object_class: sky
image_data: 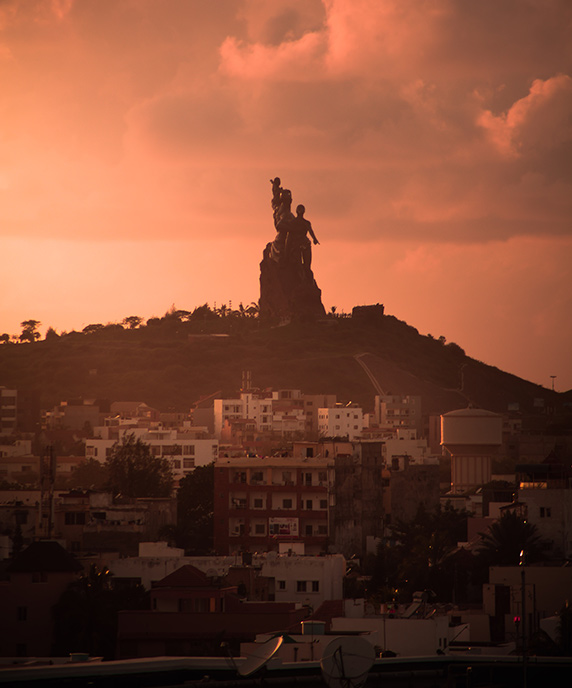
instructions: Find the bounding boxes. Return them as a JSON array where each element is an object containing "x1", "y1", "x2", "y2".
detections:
[{"x1": 0, "y1": 0, "x2": 571, "y2": 391}]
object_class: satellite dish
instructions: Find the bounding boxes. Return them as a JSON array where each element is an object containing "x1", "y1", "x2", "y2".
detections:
[
  {"x1": 320, "y1": 637, "x2": 375, "y2": 688},
  {"x1": 237, "y1": 635, "x2": 284, "y2": 677}
]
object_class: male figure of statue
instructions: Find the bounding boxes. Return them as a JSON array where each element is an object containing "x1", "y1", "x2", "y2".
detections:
[{"x1": 289, "y1": 204, "x2": 319, "y2": 270}]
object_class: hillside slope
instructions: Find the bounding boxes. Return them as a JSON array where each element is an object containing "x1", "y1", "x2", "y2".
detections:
[{"x1": 0, "y1": 312, "x2": 568, "y2": 423}]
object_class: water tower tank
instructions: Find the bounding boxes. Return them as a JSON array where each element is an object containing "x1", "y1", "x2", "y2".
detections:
[
  {"x1": 441, "y1": 408, "x2": 502, "y2": 493},
  {"x1": 441, "y1": 408, "x2": 502, "y2": 447}
]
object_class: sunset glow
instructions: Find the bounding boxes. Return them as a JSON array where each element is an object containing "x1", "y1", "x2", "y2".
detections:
[{"x1": 0, "y1": 0, "x2": 571, "y2": 389}]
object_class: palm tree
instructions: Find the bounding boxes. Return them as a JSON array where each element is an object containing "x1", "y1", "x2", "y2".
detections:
[{"x1": 477, "y1": 511, "x2": 546, "y2": 566}]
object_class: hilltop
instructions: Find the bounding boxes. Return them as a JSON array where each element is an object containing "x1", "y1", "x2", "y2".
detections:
[{"x1": 0, "y1": 308, "x2": 569, "y2": 428}]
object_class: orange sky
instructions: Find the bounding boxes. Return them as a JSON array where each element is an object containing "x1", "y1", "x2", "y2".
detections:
[{"x1": 1, "y1": 0, "x2": 571, "y2": 391}]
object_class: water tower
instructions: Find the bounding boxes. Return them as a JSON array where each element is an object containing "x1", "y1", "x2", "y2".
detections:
[{"x1": 441, "y1": 407, "x2": 502, "y2": 493}]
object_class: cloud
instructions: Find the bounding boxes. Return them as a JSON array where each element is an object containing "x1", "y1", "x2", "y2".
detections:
[
  {"x1": 478, "y1": 75, "x2": 572, "y2": 160},
  {"x1": 0, "y1": 0, "x2": 570, "y2": 247}
]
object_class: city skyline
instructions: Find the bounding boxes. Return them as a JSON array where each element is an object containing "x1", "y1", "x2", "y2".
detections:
[{"x1": 1, "y1": 1, "x2": 571, "y2": 390}]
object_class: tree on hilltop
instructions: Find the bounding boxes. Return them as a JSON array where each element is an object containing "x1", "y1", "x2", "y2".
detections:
[
  {"x1": 19, "y1": 319, "x2": 41, "y2": 342},
  {"x1": 122, "y1": 315, "x2": 143, "y2": 329},
  {"x1": 105, "y1": 434, "x2": 173, "y2": 498}
]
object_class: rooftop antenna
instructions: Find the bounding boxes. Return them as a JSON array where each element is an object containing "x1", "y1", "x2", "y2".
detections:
[{"x1": 550, "y1": 375, "x2": 556, "y2": 392}]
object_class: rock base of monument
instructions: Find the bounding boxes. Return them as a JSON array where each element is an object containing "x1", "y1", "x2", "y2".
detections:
[{"x1": 259, "y1": 243, "x2": 326, "y2": 321}]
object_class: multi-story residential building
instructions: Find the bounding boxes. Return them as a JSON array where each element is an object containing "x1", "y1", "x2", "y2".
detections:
[
  {"x1": 318, "y1": 405, "x2": 364, "y2": 440},
  {"x1": 382, "y1": 429, "x2": 434, "y2": 465},
  {"x1": 85, "y1": 426, "x2": 218, "y2": 481},
  {"x1": 515, "y1": 454, "x2": 572, "y2": 558},
  {"x1": 333, "y1": 441, "x2": 385, "y2": 557},
  {"x1": 214, "y1": 455, "x2": 334, "y2": 555},
  {"x1": 0, "y1": 386, "x2": 17, "y2": 435},
  {"x1": 41, "y1": 398, "x2": 110, "y2": 431},
  {"x1": 374, "y1": 395, "x2": 422, "y2": 436},
  {"x1": 0, "y1": 541, "x2": 83, "y2": 658},
  {"x1": 214, "y1": 389, "x2": 337, "y2": 440},
  {"x1": 388, "y1": 456, "x2": 440, "y2": 524}
]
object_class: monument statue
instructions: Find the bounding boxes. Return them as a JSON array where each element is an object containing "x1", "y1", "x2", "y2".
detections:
[{"x1": 259, "y1": 177, "x2": 326, "y2": 320}]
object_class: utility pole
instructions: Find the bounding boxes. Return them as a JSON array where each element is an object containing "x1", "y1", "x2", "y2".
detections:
[
  {"x1": 39, "y1": 445, "x2": 55, "y2": 539},
  {"x1": 520, "y1": 549, "x2": 527, "y2": 688}
]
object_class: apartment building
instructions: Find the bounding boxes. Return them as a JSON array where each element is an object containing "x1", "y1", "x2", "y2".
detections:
[
  {"x1": 214, "y1": 389, "x2": 337, "y2": 440},
  {"x1": 214, "y1": 455, "x2": 334, "y2": 555},
  {"x1": 0, "y1": 386, "x2": 17, "y2": 435},
  {"x1": 317, "y1": 405, "x2": 364, "y2": 440},
  {"x1": 85, "y1": 426, "x2": 218, "y2": 480},
  {"x1": 374, "y1": 395, "x2": 422, "y2": 436}
]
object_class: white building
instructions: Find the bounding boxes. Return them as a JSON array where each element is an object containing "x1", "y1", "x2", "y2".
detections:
[
  {"x1": 85, "y1": 427, "x2": 218, "y2": 480},
  {"x1": 214, "y1": 389, "x2": 334, "y2": 440},
  {"x1": 260, "y1": 552, "x2": 345, "y2": 606},
  {"x1": 318, "y1": 405, "x2": 364, "y2": 440},
  {"x1": 332, "y1": 605, "x2": 469, "y2": 656},
  {"x1": 383, "y1": 430, "x2": 438, "y2": 467},
  {"x1": 109, "y1": 542, "x2": 345, "y2": 608}
]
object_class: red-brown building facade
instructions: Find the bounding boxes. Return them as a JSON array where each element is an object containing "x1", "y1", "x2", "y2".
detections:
[{"x1": 214, "y1": 456, "x2": 334, "y2": 555}]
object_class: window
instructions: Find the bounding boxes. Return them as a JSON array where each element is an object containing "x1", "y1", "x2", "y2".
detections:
[
  {"x1": 540, "y1": 507, "x2": 552, "y2": 518},
  {"x1": 311, "y1": 581, "x2": 319, "y2": 592},
  {"x1": 283, "y1": 498, "x2": 293, "y2": 509},
  {"x1": 64, "y1": 512, "x2": 86, "y2": 526},
  {"x1": 15, "y1": 511, "x2": 28, "y2": 525},
  {"x1": 183, "y1": 445, "x2": 195, "y2": 455},
  {"x1": 304, "y1": 473, "x2": 312, "y2": 486},
  {"x1": 172, "y1": 459, "x2": 181, "y2": 469},
  {"x1": 278, "y1": 580, "x2": 286, "y2": 590},
  {"x1": 306, "y1": 500, "x2": 313, "y2": 510},
  {"x1": 251, "y1": 471, "x2": 264, "y2": 483},
  {"x1": 320, "y1": 500, "x2": 327, "y2": 509},
  {"x1": 234, "y1": 472, "x2": 246, "y2": 483},
  {"x1": 253, "y1": 498, "x2": 263, "y2": 509},
  {"x1": 196, "y1": 598, "x2": 209, "y2": 613},
  {"x1": 297, "y1": 581, "x2": 307, "y2": 592},
  {"x1": 183, "y1": 458, "x2": 194, "y2": 469},
  {"x1": 318, "y1": 525, "x2": 328, "y2": 535},
  {"x1": 318, "y1": 472, "x2": 327, "y2": 483},
  {"x1": 254, "y1": 523, "x2": 265, "y2": 534},
  {"x1": 17, "y1": 606, "x2": 27, "y2": 621},
  {"x1": 179, "y1": 598, "x2": 193, "y2": 612},
  {"x1": 305, "y1": 525, "x2": 313, "y2": 535}
]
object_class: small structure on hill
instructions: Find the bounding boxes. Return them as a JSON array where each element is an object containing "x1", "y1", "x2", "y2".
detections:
[{"x1": 259, "y1": 177, "x2": 326, "y2": 320}]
